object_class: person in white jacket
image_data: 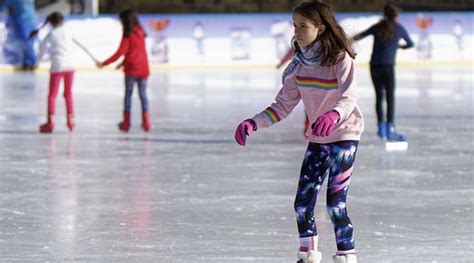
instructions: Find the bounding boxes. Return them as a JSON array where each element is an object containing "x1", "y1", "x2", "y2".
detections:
[{"x1": 31, "y1": 12, "x2": 76, "y2": 133}]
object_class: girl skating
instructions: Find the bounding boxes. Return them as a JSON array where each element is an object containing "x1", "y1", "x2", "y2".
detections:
[
  {"x1": 96, "y1": 9, "x2": 151, "y2": 132},
  {"x1": 32, "y1": 12, "x2": 76, "y2": 133},
  {"x1": 353, "y1": 3, "x2": 413, "y2": 142},
  {"x1": 235, "y1": 2, "x2": 364, "y2": 262}
]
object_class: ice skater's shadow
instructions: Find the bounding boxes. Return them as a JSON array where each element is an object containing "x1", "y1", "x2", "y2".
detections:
[
  {"x1": 116, "y1": 136, "x2": 303, "y2": 145},
  {"x1": 0, "y1": 129, "x2": 65, "y2": 135},
  {"x1": 118, "y1": 137, "x2": 233, "y2": 144},
  {"x1": 0, "y1": 130, "x2": 304, "y2": 145}
]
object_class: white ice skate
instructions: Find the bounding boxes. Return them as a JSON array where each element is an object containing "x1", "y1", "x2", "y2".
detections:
[
  {"x1": 296, "y1": 250, "x2": 322, "y2": 263},
  {"x1": 332, "y1": 254, "x2": 357, "y2": 263},
  {"x1": 385, "y1": 123, "x2": 408, "y2": 151},
  {"x1": 385, "y1": 140, "x2": 408, "y2": 151}
]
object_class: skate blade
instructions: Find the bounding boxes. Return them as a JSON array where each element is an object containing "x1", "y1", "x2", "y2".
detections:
[{"x1": 385, "y1": 141, "x2": 408, "y2": 151}]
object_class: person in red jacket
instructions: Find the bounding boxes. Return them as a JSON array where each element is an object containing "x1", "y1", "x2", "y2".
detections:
[{"x1": 97, "y1": 9, "x2": 151, "y2": 132}]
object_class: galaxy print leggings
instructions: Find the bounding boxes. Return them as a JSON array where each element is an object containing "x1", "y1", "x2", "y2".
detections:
[{"x1": 294, "y1": 141, "x2": 358, "y2": 252}]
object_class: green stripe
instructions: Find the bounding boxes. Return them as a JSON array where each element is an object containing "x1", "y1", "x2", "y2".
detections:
[
  {"x1": 263, "y1": 110, "x2": 278, "y2": 123},
  {"x1": 297, "y1": 83, "x2": 338, "y2": 90}
]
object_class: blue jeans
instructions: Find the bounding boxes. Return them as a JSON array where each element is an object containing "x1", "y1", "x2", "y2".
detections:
[
  {"x1": 124, "y1": 75, "x2": 148, "y2": 113},
  {"x1": 294, "y1": 141, "x2": 359, "y2": 252}
]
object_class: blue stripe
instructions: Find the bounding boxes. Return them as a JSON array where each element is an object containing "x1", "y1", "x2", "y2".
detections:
[{"x1": 297, "y1": 84, "x2": 338, "y2": 90}]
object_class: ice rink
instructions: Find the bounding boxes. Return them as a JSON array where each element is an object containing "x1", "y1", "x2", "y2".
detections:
[{"x1": 0, "y1": 65, "x2": 472, "y2": 262}]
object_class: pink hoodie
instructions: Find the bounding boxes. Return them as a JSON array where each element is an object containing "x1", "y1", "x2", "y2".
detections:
[{"x1": 252, "y1": 52, "x2": 364, "y2": 144}]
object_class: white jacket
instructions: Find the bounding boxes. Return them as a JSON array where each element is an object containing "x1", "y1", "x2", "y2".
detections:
[{"x1": 37, "y1": 26, "x2": 75, "y2": 72}]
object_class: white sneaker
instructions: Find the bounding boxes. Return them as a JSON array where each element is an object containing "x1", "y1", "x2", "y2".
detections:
[
  {"x1": 297, "y1": 250, "x2": 322, "y2": 263},
  {"x1": 332, "y1": 254, "x2": 357, "y2": 263}
]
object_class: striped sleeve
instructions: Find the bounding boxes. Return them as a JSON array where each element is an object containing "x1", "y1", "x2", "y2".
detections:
[
  {"x1": 252, "y1": 76, "x2": 301, "y2": 129},
  {"x1": 261, "y1": 107, "x2": 282, "y2": 124}
]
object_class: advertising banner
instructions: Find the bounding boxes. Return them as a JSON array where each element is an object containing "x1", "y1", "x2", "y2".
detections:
[{"x1": 0, "y1": 12, "x2": 472, "y2": 68}]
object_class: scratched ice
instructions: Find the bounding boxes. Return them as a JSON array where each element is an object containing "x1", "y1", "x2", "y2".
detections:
[{"x1": 0, "y1": 66, "x2": 472, "y2": 262}]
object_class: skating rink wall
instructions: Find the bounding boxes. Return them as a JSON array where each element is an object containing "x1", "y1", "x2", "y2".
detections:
[{"x1": 0, "y1": 12, "x2": 472, "y2": 68}]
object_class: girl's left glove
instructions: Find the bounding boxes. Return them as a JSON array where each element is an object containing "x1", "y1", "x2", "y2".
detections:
[
  {"x1": 312, "y1": 111, "x2": 340, "y2": 137},
  {"x1": 234, "y1": 119, "x2": 256, "y2": 146}
]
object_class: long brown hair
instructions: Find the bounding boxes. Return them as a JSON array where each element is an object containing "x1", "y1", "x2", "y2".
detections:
[
  {"x1": 378, "y1": 3, "x2": 400, "y2": 43},
  {"x1": 292, "y1": 1, "x2": 356, "y2": 66},
  {"x1": 119, "y1": 9, "x2": 139, "y2": 36}
]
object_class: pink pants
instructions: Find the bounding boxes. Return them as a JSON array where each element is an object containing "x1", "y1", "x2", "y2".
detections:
[{"x1": 47, "y1": 71, "x2": 74, "y2": 115}]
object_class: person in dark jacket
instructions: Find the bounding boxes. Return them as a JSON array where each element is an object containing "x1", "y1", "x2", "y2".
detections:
[{"x1": 353, "y1": 3, "x2": 413, "y2": 142}]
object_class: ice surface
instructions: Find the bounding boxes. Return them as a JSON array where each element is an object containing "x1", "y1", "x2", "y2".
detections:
[{"x1": 0, "y1": 65, "x2": 472, "y2": 262}]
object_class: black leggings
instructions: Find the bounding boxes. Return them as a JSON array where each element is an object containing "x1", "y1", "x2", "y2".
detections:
[{"x1": 370, "y1": 64, "x2": 395, "y2": 123}]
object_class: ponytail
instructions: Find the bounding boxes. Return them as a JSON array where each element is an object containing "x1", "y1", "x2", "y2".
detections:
[
  {"x1": 378, "y1": 19, "x2": 394, "y2": 43},
  {"x1": 28, "y1": 17, "x2": 48, "y2": 39},
  {"x1": 28, "y1": 12, "x2": 64, "y2": 40},
  {"x1": 378, "y1": 4, "x2": 400, "y2": 43}
]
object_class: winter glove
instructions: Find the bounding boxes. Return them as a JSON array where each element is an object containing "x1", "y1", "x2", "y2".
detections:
[
  {"x1": 312, "y1": 111, "x2": 340, "y2": 137},
  {"x1": 234, "y1": 119, "x2": 256, "y2": 146}
]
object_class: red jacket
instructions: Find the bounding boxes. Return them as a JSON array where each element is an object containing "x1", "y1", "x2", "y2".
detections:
[{"x1": 103, "y1": 25, "x2": 150, "y2": 78}]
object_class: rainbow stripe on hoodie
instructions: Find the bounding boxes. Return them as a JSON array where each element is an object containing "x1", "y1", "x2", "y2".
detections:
[
  {"x1": 295, "y1": 76, "x2": 338, "y2": 90},
  {"x1": 262, "y1": 107, "x2": 281, "y2": 124},
  {"x1": 250, "y1": 52, "x2": 364, "y2": 144}
]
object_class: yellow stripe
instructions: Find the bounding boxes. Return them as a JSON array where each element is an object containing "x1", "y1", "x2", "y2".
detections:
[
  {"x1": 1, "y1": 60, "x2": 472, "y2": 73},
  {"x1": 355, "y1": 60, "x2": 473, "y2": 68},
  {"x1": 296, "y1": 81, "x2": 337, "y2": 87},
  {"x1": 264, "y1": 109, "x2": 279, "y2": 123}
]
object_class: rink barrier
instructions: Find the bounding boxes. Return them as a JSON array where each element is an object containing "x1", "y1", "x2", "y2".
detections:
[
  {"x1": 0, "y1": 12, "x2": 472, "y2": 68},
  {"x1": 0, "y1": 60, "x2": 472, "y2": 74}
]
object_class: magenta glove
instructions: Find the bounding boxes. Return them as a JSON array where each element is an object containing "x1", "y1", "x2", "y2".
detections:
[
  {"x1": 235, "y1": 119, "x2": 256, "y2": 146},
  {"x1": 312, "y1": 111, "x2": 340, "y2": 137}
]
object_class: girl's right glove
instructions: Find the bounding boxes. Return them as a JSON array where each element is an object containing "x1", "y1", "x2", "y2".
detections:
[{"x1": 234, "y1": 119, "x2": 256, "y2": 146}]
